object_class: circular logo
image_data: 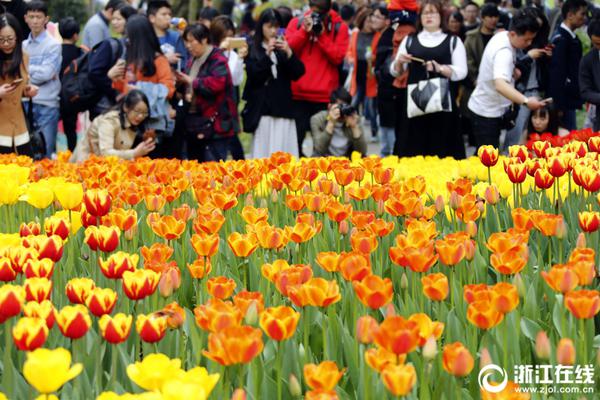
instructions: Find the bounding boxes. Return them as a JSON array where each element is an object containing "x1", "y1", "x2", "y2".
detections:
[{"x1": 478, "y1": 364, "x2": 508, "y2": 393}]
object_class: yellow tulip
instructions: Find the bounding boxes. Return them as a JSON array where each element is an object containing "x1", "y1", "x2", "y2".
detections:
[
  {"x1": 35, "y1": 395, "x2": 59, "y2": 400},
  {"x1": 20, "y1": 182, "x2": 54, "y2": 209},
  {"x1": 54, "y1": 210, "x2": 83, "y2": 234},
  {"x1": 173, "y1": 367, "x2": 219, "y2": 396},
  {"x1": 96, "y1": 392, "x2": 162, "y2": 400},
  {"x1": 54, "y1": 182, "x2": 83, "y2": 211},
  {"x1": 0, "y1": 178, "x2": 20, "y2": 205},
  {"x1": 0, "y1": 392, "x2": 7, "y2": 400},
  {"x1": 23, "y1": 347, "x2": 82, "y2": 394},
  {"x1": 0, "y1": 164, "x2": 30, "y2": 185},
  {"x1": 0, "y1": 233, "x2": 22, "y2": 253},
  {"x1": 126, "y1": 353, "x2": 182, "y2": 391}
]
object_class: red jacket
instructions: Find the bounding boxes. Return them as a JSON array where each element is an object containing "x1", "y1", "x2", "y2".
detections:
[{"x1": 286, "y1": 10, "x2": 349, "y2": 103}]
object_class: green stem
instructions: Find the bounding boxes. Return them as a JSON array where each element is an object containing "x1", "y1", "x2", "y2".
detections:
[
  {"x1": 109, "y1": 345, "x2": 118, "y2": 390},
  {"x1": 303, "y1": 307, "x2": 309, "y2": 363},
  {"x1": 487, "y1": 166, "x2": 492, "y2": 186},
  {"x1": 580, "y1": 318, "x2": 586, "y2": 365},
  {"x1": 276, "y1": 341, "x2": 283, "y2": 400},
  {"x1": 322, "y1": 308, "x2": 328, "y2": 359}
]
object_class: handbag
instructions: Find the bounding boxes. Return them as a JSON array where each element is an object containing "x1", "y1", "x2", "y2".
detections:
[
  {"x1": 184, "y1": 111, "x2": 217, "y2": 141},
  {"x1": 500, "y1": 104, "x2": 519, "y2": 130},
  {"x1": 407, "y1": 74, "x2": 452, "y2": 118},
  {"x1": 23, "y1": 98, "x2": 46, "y2": 160}
]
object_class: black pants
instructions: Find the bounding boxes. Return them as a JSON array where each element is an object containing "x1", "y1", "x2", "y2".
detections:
[
  {"x1": 60, "y1": 110, "x2": 78, "y2": 151},
  {"x1": 228, "y1": 134, "x2": 245, "y2": 160},
  {"x1": 393, "y1": 88, "x2": 408, "y2": 156},
  {"x1": 187, "y1": 136, "x2": 232, "y2": 162},
  {"x1": 293, "y1": 100, "x2": 328, "y2": 157},
  {"x1": 471, "y1": 112, "x2": 502, "y2": 150},
  {"x1": 0, "y1": 141, "x2": 33, "y2": 157}
]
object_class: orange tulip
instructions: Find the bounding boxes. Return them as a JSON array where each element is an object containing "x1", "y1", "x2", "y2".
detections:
[
  {"x1": 202, "y1": 325, "x2": 264, "y2": 365},
  {"x1": 556, "y1": 338, "x2": 575, "y2": 365},
  {"x1": 442, "y1": 342, "x2": 475, "y2": 377},
  {"x1": 435, "y1": 234, "x2": 466, "y2": 266},
  {"x1": 187, "y1": 257, "x2": 212, "y2": 279},
  {"x1": 98, "y1": 251, "x2": 139, "y2": 279},
  {"x1": 287, "y1": 278, "x2": 341, "y2": 308},
  {"x1": 274, "y1": 264, "x2": 313, "y2": 296},
  {"x1": 99, "y1": 313, "x2": 132, "y2": 344},
  {"x1": 356, "y1": 315, "x2": 378, "y2": 344},
  {"x1": 56, "y1": 304, "x2": 92, "y2": 339},
  {"x1": 316, "y1": 252, "x2": 341, "y2": 273},
  {"x1": 227, "y1": 232, "x2": 258, "y2": 257},
  {"x1": 352, "y1": 274, "x2": 393, "y2": 309},
  {"x1": 564, "y1": 290, "x2": 600, "y2": 319},
  {"x1": 467, "y1": 300, "x2": 504, "y2": 330},
  {"x1": 150, "y1": 215, "x2": 186, "y2": 240},
  {"x1": 83, "y1": 189, "x2": 112, "y2": 217},
  {"x1": 194, "y1": 298, "x2": 242, "y2": 332},
  {"x1": 372, "y1": 315, "x2": 420, "y2": 355},
  {"x1": 122, "y1": 269, "x2": 160, "y2": 301},
  {"x1": 86, "y1": 287, "x2": 118, "y2": 317},
  {"x1": 531, "y1": 212, "x2": 564, "y2": 236},
  {"x1": 252, "y1": 222, "x2": 287, "y2": 250},
  {"x1": 259, "y1": 305, "x2": 300, "y2": 341},
  {"x1": 207, "y1": 276, "x2": 236, "y2": 299},
  {"x1": 141, "y1": 243, "x2": 174, "y2": 265},
  {"x1": 478, "y1": 145, "x2": 498, "y2": 167},
  {"x1": 136, "y1": 313, "x2": 167, "y2": 343},
  {"x1": 193, "y1": 209, "x2": 226, "y2": 235},
  {"x1": 325, "y1": 200, "x2": 352, "y2": 223},
  {"x1": 103, "y1": 207, "x2": 137, "y2": 232},
  {"x1": 261, "y1": 259, "x2": 292, "y2": 282},
  {"x1": 144, "y1": 193, "x2": 167, "y2": 212},
  {"x1": 285, "y1": 194, "x2": 305, "y2": 212},
  {"x1": 338, "y1": 251, "x2": 372, "y2": 282},
  {"x1": 463, "y1": 284, "x2": 491, "y2": 304},
  {"x1": 24, "y1": 277, "x2": 52, "y2": 302},
  {"x1": 541, "y1": 264, "x2": 579, "y2": 293},
  {"x1": 421, "y1": 273, "x2": 449, "y2": 301},
  {"x1": 489, "y1": 282, "x2": 519, "y2": 314},
  {"x1": 304, "y1": 361, "x2": 345, "y2": 391},
  {"x1": 381, "y1": 364, "x2": 417, "y2": 397},
  {"x1": 349, "y1": 229, "x2": 378, "y2": 254},
  {"x1": 404, "y1": 242, "x2": 438, "y2": 273},
  {"x1": 364, "y1": 347, "x2": 404, "y2": 373},
  {"x1": 190, "y1": 232, "x2": 220, "y2": 258},
  {"x1": 233, "y1": 290, "x2": 265, "y2": 316},
  {"x1": 490, "y1": 247, "x2": 528, "y2": 275},
  {"x1": 155, "y1": 301, "x2": 186, "y2": 329},
  {"x1": 241, "y1": 205, "x2": 269, "y2": 225},
  {"x1": 408, "y1": 313, "x2": 444, "y2": 346}
]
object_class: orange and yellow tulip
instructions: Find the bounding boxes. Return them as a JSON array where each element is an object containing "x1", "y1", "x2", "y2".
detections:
[
  {"x1": 467, "y1": 300, "x2": 504, "y2": 330},
  {"x1": 202, "y1": 325, "x2": 264, "y2": 365},
  {"x1": 288, "y1": 278, "x2": 342, "y2": 308},
  {"x1": 489, "y1": 282, "x2": 519, "y2": 314},
  {"x1": 304, "y1": 361, "x2": 345, "y2": 391},
  {"x1": 352, "y1": 274, "x2": 393, "y2": 309},
  {"x1": 190, "y1": 232, "x2": 220, "y2": 258},
  {"x1": 136, "y1": 313, "x2": 167, "y2": 343},
  {"x1": 372, "y1": 315, "x2": 420, "y2": 356},
  {"x1": 187, "y1": 257, "x2": 212, "y2": 279},
  {"x1": 86, "y1": 287, "x2": 118, "y2": 317},
  {"x1": 194, "y1": 298, "x2": 242, "y2": 333},
  {"x1": 442, "y1": 342, "x2": 474, "y2": 377},
  {"x1": 541, "y1": 264, "x2": 579, "y2": 293},
  {"x1": 12, "y1": 316, "x2": 48, "y2": 351},
  {"x1": 227, "y1": 232, "x2": 258, "y2": 257},
  {"x1": 259, "y1": 305, "x2": 300, "y2": 341},
  {"x1": 56, "y1": 305, "x2": 92, "y2": 339},
  {"x1": 421, "y1": 273, "x2": 449, "y2": 301},
  {"x1": 207, "y1": 276, "x2": 236, "y2": 299},
  {"x1": 150, "y1": 215, "x2": 186, "y2": 240},
  {"x1": 98, "y1": 313, "x2": 132, "y2": 344},
  {"x1": 564, "y1": 290, "x2": 600, "y2": 319},
  {"x1": 381, "y1": 364, "x2": 417, "y2": 397}
]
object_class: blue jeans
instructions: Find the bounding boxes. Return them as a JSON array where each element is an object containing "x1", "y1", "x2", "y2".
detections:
[
  {"x1": 352, "y1": 87, "x2": 378, "y2": 136},
  {"x1": 25, "y1": 102, "x2": 60, "y2": 157},
  {"x1": 379, "y1": 126, "x2": 395, "y2": 157}
]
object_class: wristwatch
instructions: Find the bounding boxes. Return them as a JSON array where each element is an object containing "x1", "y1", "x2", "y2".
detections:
[{"x1": 521, "y1": 97, "x2": 529, "y2": 106}]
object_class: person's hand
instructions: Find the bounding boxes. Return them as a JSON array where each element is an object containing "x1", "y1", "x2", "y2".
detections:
[
  {"x1": 426, "y1": 60, "x2": 442, "y2": 73},
  {"x1": 220, "y1": 37, "x2": 231, "y2": 49},
  {"x1": 166, "y1": 52, "x2": 181, "y2": 64},
  {"x1": 345, "y1": 112, "x2": 359, "y2": 129},
  {"x1": 266, "y1": 38, "x2": 276, "y2": 55},
  {"x1": 328, "y1": 104, "x2": 341, "y2": 121},
  {"x1": 396, "y1": 53, "x2": 413, "y2": 64},
  {"x1": 108, "y1": 60, "x2": 126, "y2": 81},
  {"x1": 513, "y1": 68, "x2": 522, "y2": 81},
  {"x1": 24, "y1": 84, "x2": 38, "y2": 98},
  {"x1": 0, "y1": 82, "x2": 17, "y2": 98},
  {"x1": 302, "y1": 16, "x2": 313, "y2": 32},
  {"x1": 133, "y1": 138, "x2": 156, "y2": 158},
  {"x1": 525, "y1": 97, "x2": 547, "y2": 111},
  {"x1": 237, "y1": 43, "x2": 249, "y2": 59},
  {"x1": 527, "y1": 48, "x2": 549, "y2": 59},
  {"x1": 275, "y1": 37, "x2": 292, "y2": 58},
  {"x1": 174, "y1": 70, "x2": 193, "y2": 86}
]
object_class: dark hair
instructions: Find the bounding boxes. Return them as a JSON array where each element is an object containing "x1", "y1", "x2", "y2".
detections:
[
  {"x1": 105, "y1": 0, "x2": 125, "y2": 12},
  {"x1": 416, "y1": 0, "x2": 446, "y2": 33},
  {"x1": 309, "y1": 0, "x2": 332, "y2": 13},
  {"x1": 210, "y1": 15, "x2": 235, "y2": 46},
  {"x1": 561, "y1": 0, "x2": 588, "y2": 20},
  {"x1": 116, "y1": 4, "x2": 138, "y2": 21},
  {"x1": 59, "y1": 17, "x2": 80, "y2": 39},
  {"x1": 355, "y1": 6, "x2": 373, "y2": 31},
  {"x1": 340, "y1": 4, "x2": 356, "y2": 21},
  {"x1": 527, "y1": 106, "x2": 562, "y2": 136},
  {"x1": 147, "y1": 0, "x2": 172, "y2": 16},
  {"x1": 183, "y1": 23, "x2": 211, "y2": 43},
  {"x1": 253, "y1": 8, "x2": 281, "y2": 50},
  {"x1": 450, "y1": 10, "x2": 464, "y2": 23},
  {"x1": 198, "y1": 7, "x2": 220, "y2": 22},
  {"x1": 125, "y1": 15, "x2": 162, "y2": 77},
  {"x1": 509, "y1": 8, "x2": 540, "y2": 35},
  {"x1": 117, "y1": 89, "x2": 150, "y2": 128},
  {"x1": 463, "y1": 1, "x2": 479, "y2": 10},
  {"x1": 481, "y1": 3, "x2": 500, "y2": 18},
  {"x1": 523, "y1": 6, "x2": 549, "y2": 48},
  {"x1": 25, "y1": 0, "x2": 48, "y2": 15},
  {"x1": 330, "y1": 87, "x2": 352, "y2": 104},
  {"x1": 588, "y1": 16, "x2": 600, "y2": 38},
  {"x1": 0, "y1": 13, "x2": 23, "y2": 79},
  {"x1": 371, "y1": 4, "x2": 389, "y2": 18},
  {"x1": 276, "y1": 6, "x2": 293, "y2": 28}
]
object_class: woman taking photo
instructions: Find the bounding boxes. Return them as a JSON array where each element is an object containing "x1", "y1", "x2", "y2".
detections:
[
  {"x1": 242, "y1": 8, "x2": 304, "y2": 159},
  {"x1": 108, "y1": 15, "x2": 175, "y2": 157},
  {"x1": 0, "y1": 13, "x2": 37, "y2": 156},
  {"x1": 70, "y1": 89, "x2": 155, "y2": 161},
  {"x1": 390, "y1": 0, "x2": 467, "y2": 159},
  {"x1": 175, "y1": 23, "x2": 239, "y2": 162}
]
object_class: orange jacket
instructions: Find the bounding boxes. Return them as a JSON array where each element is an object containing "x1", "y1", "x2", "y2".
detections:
[
  {"x1": 347, "y1": 28, "x2": 381, "y2": 98},
  {"x1": 112, "y1": 55, "x2": 175, "y2": 99}
]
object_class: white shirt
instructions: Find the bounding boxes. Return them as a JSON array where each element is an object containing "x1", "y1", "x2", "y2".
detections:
[
  {"x1": 559, "y1": 22, "x2": 576, "y2": 39},
  {"x1": 468, "y1": 31, "x2": 516, "y2": 118},
  {"x1": 389, "y1": 30, "x2": 467, "y2": 81},
  {"x1": 224, "y1": 49, "x2": 245, "y2": 87}
]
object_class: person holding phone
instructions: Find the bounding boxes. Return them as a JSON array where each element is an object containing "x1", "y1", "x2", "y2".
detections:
[
  {"x1": 0, "y1": 13, "x2": 38, "y2": 156},
  {"x1": 242, "y1": 8, "x2": 305, "y2": 159},
  {"x1": 70, "y1": 89, "x2": 155, "y2": 162}
]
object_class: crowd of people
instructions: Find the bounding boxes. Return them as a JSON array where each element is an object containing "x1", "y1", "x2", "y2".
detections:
[{"x1": 0, "y1": 0, "x2": 599, "y2": 162}]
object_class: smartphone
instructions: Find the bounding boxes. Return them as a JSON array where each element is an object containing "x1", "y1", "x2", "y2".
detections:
[
  {"x1": 228, "y1": 37, "x2": 247, "y2": 49},
  {"x1": 11, "y1": 78, "x2": 23, "y2": 85},
  {"x1": 176, "y1": 59, "x2": 182, "y2": 72},
  {"x1": 541, "y1": 97, "x2": 553, "y2": 104},
  {"x1": 277, "y1": 28, "x2": 286, "y2": 41}
]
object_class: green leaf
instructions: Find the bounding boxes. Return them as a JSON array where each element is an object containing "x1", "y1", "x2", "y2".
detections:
[{"x1": 520, "y1": 317, "x2": 543, "y2": 342}]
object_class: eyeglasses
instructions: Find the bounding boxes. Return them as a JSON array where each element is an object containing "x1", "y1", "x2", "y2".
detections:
[
  {"x1": 422, "y1": 11, "x2": 441, "y2": 17},
  {"x1": 0, "y1": 37, "x2": 16, "y2": 45},
  {"x1": 130, "y1": 109, "x2": 149, "y2": 118}
]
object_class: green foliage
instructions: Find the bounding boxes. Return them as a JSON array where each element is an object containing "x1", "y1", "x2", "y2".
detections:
[{"x1": 49, "y1": 0, "x2": 88, "y2": 26}]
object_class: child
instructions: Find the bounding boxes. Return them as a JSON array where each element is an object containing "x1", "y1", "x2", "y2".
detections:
[
  {"x1": 525, "y1": 106, "x2": 569, "y2": 140},
  {"x1": 147, "y1": 0, "x2": 188, "y2": 69},
  {"x1": 59, "y1": 17, "x2": 82, "y2": 152},
  {"x1": 23, "y1": 0, "x2": 62, "y2": 158}
]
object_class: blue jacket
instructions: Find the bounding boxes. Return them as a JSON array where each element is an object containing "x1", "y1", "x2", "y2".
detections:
[
  {"x1": 88, "y1": 38, "x2": 124, "y2": 102},
  {"x1": 547, "y1": 26, "x2": 583, "y2": 110},
  {"x1": 158, "y1": 30, "x2": 189, "y2": 69},
  {"x1": 23, "y1": 30, "x2": 62, "y2": 108}
]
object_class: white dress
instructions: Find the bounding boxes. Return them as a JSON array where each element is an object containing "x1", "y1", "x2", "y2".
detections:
[{"x1": 251, "y1": 116, "x2": 299, "y2": 159}]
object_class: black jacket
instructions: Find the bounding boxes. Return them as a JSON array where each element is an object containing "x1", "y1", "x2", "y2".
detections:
[
  {"x1": 374, "y1": 25, "x2": 401, "y2": 128},
  {"x1": 547, "y1": 26, "x2": 583, "y2": 110},
  {"x1": 242, "y1": 46, "x2": 305, "y2": 124},
  {"x1": 0, "y1": 0, "x2": 29, "y2": 37},
  {"x1": 579, "y1": 48, "x2": 600, "y2": 131}
]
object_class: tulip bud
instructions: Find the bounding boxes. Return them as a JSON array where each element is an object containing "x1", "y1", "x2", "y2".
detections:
[
  {"x1": 484, "y1": 185, "x2": 500, "y2": 205},
  {"x1": 271, "y1": 189, "x2": 278, "y2": 203},
  {"x1": 476, "y1": 198, "x2": 485, "y2": 214},
  {"x1": 158, "y1": 267, "x2": 181, "y2": 298},
  {"x1": 376, "y1": 199, "x2": 384, "y2": 216},
  {"x1": 338, "y1": 220, "x2": 349, "y2": 235},
  {"x1": 356, "y1": 315, "x2": 377, "y2": 344},
  {"x1": 231, "y1": 388, "x2": 246, "y2": 400},
  {"x1": 449, "y1": 191, "x2": 461, "y2": 210},
  {"x1": 332, "y1": 182, "x2": 340, "y2": 197},
  {"x1": 434, "y1": 195, "x2": 445, "y2": 213},
  {"x1": 299, "y1": 343, "x2": 305, "y2": 360},
  {"x1": 244, "y1": 193, "x2": 254, "y2": 207},
  {"x1": 260, "y1": 198, "x2": 268, "y2": 209},
  {"x1": 479, "y1": 347, "x2": 492, "y2": 369},
  {"x1": 422, "y1": 336, "x2": 438, "y2": 361},
  {"x1": 400, "y1": 272, "x2": 408, "y2": 290},
  {"x1": 557, "y1": 338, "x2": 575, "y2": 365},
  {"x1": 289, "y1": 374, "x2": 302, "y2": 397},
  {"x1": 244, "y1": 301, "x2": 259, "y2": 326},
  {"x1": 466, "y1": 220, "x2": 478, "y2": 238},
  {"x1": 535, "y1": 331, "x2": 551, "y2": 360},
  {"x1": 576, "y1": 232, "x2": 586, "y2": 248},
  {"x1": 512, "y1": 273, "x2": 526, "y2": 299},
  {"x1": 385, "y1": 303, "x2": 396, "y2": 317},
  {"x1": 124, "y1": 226, "x2": 137, "y2": 241},
  {"x1": 555, "y1": 219, "x2": 567, "y2": 239}
]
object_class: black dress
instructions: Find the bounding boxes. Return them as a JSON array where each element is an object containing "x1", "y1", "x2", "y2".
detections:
[{"x1": 399, "y1": 34, "x2": 465, "y2": 159}]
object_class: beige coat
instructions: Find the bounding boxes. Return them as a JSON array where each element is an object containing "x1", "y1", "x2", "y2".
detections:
[
  {"x1": 70, "y1": 110, "x2": 137, "y2": 162},
  {"x1": 0, "y1": 54, "x2": 29, "y2": 138}
]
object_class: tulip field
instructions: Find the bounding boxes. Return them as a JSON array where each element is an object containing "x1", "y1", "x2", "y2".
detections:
[{"x1": 1, "y1": 135, "x2": 600, "y2": 400}]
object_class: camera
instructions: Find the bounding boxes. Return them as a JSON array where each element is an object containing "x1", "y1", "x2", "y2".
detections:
[
  {"x1": 338, "y1": 104, "x2": 356, "y2": 117},
  {"x1": 310, "y1": 12, "x2": 324, "y2": 35}
]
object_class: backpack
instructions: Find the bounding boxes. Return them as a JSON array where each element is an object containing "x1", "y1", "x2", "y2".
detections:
[{"x1": 61, "y1": 38, "x2": 122, "y2": 114}]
